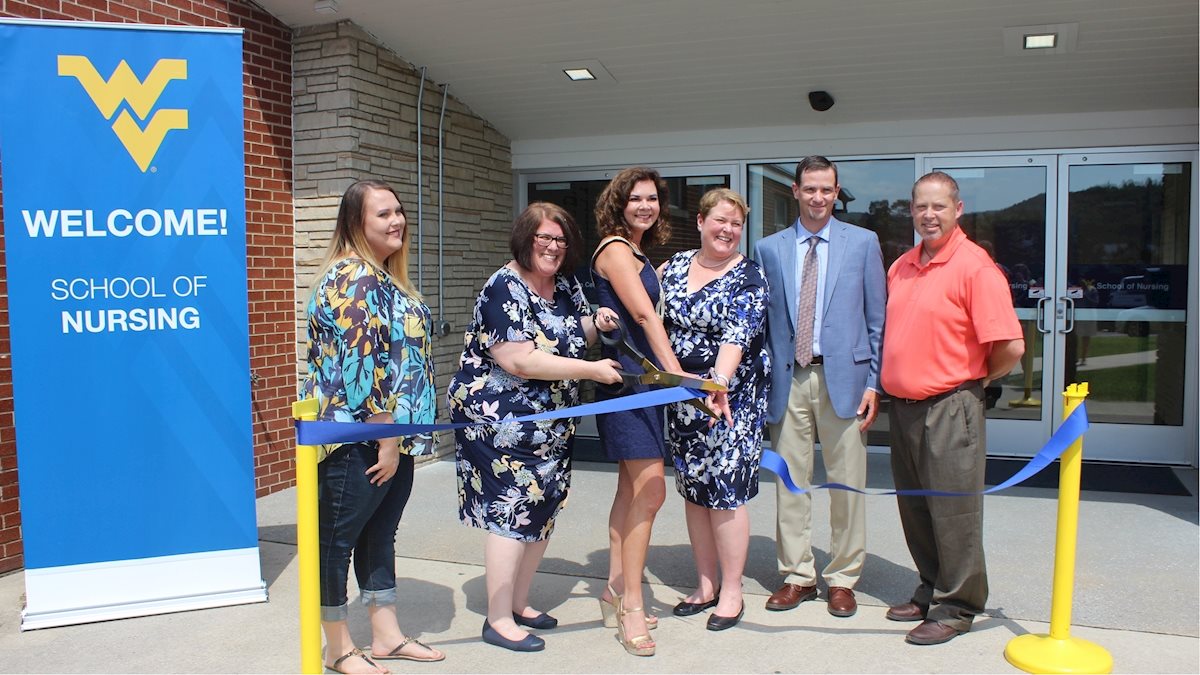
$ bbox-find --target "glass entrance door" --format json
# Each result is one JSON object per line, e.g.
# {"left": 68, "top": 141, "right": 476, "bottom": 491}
{"left": 519, "top": 164, "right": 740, "bottom": 449}
{"left": 924, "top": 156, "right": 1058, "bottom": 457}
{"left": 1056, "top": 151, "right": 1196, "bottom": 463}
{"left": 926, "top": 152, "right": 1198, "bottom": 464}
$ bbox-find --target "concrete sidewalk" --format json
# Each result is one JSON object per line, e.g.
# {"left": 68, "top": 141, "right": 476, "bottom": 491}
{"left": 0, "top": 455, "right": 1196, "bottom": 673}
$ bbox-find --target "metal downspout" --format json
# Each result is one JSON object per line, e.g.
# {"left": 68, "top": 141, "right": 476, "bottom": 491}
{"left": 415, "top": 66, "right": 426, "bottom": 295}
{"left": 436, "top": 84, "right": 451, "bottom": 337}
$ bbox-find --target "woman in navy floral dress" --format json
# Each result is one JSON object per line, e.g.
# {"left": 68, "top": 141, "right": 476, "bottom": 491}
{"left": 301, "top": 180, "right": 443, "bottom": 673}
{"left": 447, "top": 202, "right": 622, "bottom": 652}
{"left": 660, "top": 188, "right": 770, "bottom": 632}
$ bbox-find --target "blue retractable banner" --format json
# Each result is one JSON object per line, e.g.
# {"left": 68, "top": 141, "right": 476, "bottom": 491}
{"left": 0, "top": 20, "right": 264, "bottom": 629}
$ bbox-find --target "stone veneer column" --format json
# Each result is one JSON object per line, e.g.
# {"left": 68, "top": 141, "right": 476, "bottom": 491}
{"left": 292, "top": 21, "right": 514, "bottom": 457}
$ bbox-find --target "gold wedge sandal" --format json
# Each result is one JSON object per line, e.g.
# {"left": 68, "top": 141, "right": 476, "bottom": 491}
{"left": 600, "top": 583, "right": 657, "bottom": 629}
{"left": 615, "top": 597, "right": 656, "bottom": 657}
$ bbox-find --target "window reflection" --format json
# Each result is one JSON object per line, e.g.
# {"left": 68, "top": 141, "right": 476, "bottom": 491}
{"left": 945, "top": 166, "right": 1048, "bottom": 423}
{"left": 749, "top": 159, "right": 916, "bottom": 269}
{"left": 748, "top": 159, "right": 915, "bottom": 446}
{"left": 529, "top": 174, "right": 731, "bottom": 281}
{"left": 527, "top": 173, "right": 733, "bottom": 415}
{"left": 1066, "top": 163, "right": 1191, "bottom": 426}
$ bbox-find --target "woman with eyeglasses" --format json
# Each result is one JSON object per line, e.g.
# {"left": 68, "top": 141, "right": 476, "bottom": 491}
{"left": 589, "top": 166, "right": 682, "bottom": 657}
{"left": 447, "top": 202, "right": 623, "bottom": 653}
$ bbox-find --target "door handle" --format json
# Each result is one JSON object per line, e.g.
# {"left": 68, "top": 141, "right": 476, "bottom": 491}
{"left": 1060, "top": 296, "right": 1075, "bottom": 334}
{"left": 1035, "top": 297, "right": 1052, "bottom": 334}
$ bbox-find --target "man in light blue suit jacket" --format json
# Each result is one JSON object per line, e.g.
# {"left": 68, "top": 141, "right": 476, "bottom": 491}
{"left": 753, "top": 156, "right": 886, "bottom": 618}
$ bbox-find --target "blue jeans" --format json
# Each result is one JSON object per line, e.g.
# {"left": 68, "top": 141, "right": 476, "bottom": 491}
{"left": 318, "top": 441, "right": 415, "bottom": 621}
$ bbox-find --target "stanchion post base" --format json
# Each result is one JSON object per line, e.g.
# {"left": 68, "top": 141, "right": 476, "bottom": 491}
{"left": 1005, "top": 633, "right": 1113, "bottom": 674}
{"left": 1009, "top": 397, "right": 1042, "bottom": 408}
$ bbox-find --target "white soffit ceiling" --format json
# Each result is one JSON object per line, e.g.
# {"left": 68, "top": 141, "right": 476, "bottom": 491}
{"left": 253, "top": 0, "right": 1200, "bottom": 141}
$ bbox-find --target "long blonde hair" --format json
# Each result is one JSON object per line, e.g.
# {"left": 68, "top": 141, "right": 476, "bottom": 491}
{"left": 312, "top": 179, "right": 420, "bottom": 298}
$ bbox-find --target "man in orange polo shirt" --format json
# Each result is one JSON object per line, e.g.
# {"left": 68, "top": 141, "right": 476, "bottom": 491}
{"left": 881, "top": 171, "right": 1024, "bottom": 646}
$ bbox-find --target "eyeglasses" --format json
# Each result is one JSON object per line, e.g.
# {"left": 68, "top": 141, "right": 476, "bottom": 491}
{"left": 533, "top": 233, "right": 569, "bottom": 248}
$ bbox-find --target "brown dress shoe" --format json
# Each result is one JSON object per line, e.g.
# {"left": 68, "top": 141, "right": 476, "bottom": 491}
{"left": 905, "top": 619, "right": 964, "bottom": 645}
{"left": 765, "top": 583, "right": 817, "bottom": 611}
{"left": 885, "top": 601, "right": 928, "bottom": 622}
{"left": 826, "top": 587, "right": 857, "bottom": 617}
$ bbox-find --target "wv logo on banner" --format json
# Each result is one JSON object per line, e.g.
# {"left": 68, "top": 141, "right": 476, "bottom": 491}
{"left": 58, "top": 55, "right": 189, "bottom": 172}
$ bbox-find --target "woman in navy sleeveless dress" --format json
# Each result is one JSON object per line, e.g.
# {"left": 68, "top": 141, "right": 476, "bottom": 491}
{"left": 591, "top": 167, "right": 686, "bottom": 656}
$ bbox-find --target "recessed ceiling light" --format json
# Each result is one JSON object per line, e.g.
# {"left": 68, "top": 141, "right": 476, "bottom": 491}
{"left": 545, "top": 59, "right": 616, "bottom": 85}
{"left": 1023, "top": 33, "right": 1057, "bottom": 49}
{"left": 1003, "top": 23, "right": 1077, "bottom": 55}
{"left": 563, "top": 68, "right": 596, "bottom": 81}
{"left": 314, "top": 0, "right": 339, "bottom": 14}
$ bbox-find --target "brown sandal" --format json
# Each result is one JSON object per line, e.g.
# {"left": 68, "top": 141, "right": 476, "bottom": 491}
{"left": 373, "top": 636, "right": 445, "bottom": 662}
{"left": 327, "top": 648, "right": 385, "bottom": 674}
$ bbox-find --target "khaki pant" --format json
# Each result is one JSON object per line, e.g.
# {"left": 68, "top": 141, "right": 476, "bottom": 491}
{"left": 769, "top": 363, "right": 867, "bottom": 589}
{"left": 889, "top": 385, "right": 988, "bottom": 632}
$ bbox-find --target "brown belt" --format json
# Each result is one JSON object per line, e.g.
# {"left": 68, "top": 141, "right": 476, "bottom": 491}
{"left": 896, "top": 379, "right": 982, "bottom": 405}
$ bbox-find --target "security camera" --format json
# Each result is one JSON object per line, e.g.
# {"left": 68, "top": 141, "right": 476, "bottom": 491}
{"left": 808, "top": 90, "right": 834, "bottom": 112}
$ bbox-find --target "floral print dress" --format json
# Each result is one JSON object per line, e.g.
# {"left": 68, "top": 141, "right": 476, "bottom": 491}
{"left": 447, "top": 266, "right": 592, "bottom": 541}
{"left": 301, "top": 257, "right": 436, "bottom": 460}
{"left": 661, "top": 251, "right": 771, "bottom": 509}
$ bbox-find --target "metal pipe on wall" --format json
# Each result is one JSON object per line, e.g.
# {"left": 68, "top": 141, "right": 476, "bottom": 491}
{"left": 415, "top": 66, "right": 426, "bottom": 295}
{"left": 435, "top": 83, "right": 451, "bottom": 337}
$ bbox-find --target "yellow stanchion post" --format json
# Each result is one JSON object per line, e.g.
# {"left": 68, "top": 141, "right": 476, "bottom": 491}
{"left": 1005, "top": 383, "right": 1112, "bottom": 674}
{"left": 293, "top": 399, "right": 323, "bottom": 675}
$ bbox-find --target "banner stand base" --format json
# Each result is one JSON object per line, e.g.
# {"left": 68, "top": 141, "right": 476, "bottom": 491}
{"left": 21, "top": 547, "right": 266, "bottom": 631}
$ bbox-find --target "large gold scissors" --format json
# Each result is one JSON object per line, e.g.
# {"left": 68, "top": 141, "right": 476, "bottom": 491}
{"left": 598, "top": 319, "right": 726, "bottom": 418}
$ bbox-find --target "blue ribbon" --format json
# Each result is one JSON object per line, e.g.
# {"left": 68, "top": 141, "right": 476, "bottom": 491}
{"left": 295, "top": 385, "right": 705, "bottom": 446}
{"left": 761, "top": 403, "right": 1089, "bottom": 496}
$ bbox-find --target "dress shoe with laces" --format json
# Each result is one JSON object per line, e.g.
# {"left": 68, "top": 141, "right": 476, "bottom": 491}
{"left": 826, "top": 587, "right": 857, "bottom": 617}
{"left": 673, "top": 592, "right": 719, "bottom": 617}
{"left": 481, "top": 619, "right": 546, "bottom": 652}
{"left": 705, "top": 603, "right": 744, "bottom": 631}
{"left": 765, "top": 583, "right": 817, "bottom": 611}
{"left": 886, "top": 601, "right": 928, "bottom": 622}
{"left": 905, "top": 619, "right": 965, "bottom": 645}
{"left": 513, "top": 611, "right": 558, "bottom": 629}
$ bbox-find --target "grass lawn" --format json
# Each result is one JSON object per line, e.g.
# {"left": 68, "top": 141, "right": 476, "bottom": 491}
{"left": 1072, "top": 363, "right": 1155, "bottom": 402}
{"left": 1081, "top": 333, "right": 1156, "bottom": 359}
{"left": 1001, "top": 361, "right": 1154, "bottom": 403}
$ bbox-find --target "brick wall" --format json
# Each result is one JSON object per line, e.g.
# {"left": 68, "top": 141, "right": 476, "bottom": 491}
{"left": 0, "top": 0, "right": 295, "bottom": 573}
{"left": 292, "top": 21, "right": 513, "bottom": 456}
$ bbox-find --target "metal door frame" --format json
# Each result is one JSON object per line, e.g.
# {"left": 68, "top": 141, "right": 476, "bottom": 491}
{"left": 1054, "top": 150, "right": 1198, "bottom": 464}
{"left": 922, "top": 154, "right": 1060, "bottom": 456}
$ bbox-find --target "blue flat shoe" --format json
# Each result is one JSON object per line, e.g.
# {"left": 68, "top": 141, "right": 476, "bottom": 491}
{"left": 482, "top": 619, "right": 546, "bottom": 652}
{"left": 513, "top": 611, "right": 558, "bottom": 629}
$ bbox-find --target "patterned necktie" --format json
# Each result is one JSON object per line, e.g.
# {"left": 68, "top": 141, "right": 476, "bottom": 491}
{"left": 795, "top": 236, "right": 819, "bottom": 367}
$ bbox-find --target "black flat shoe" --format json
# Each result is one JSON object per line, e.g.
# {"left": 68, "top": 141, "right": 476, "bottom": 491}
{"left": 513, "top": 611, "right": 558, "bottom": 629}
{"left": 672, "top": 586, "right": 715, "bottom": 619}
{"left": 706, "top": 603, "right": 745, "bottom": 631}
{"left": 673, "top": 591, "right": 720, "bottom": 617}
{"left": 481, "top": 619, "right": 546, "bottom": 652}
